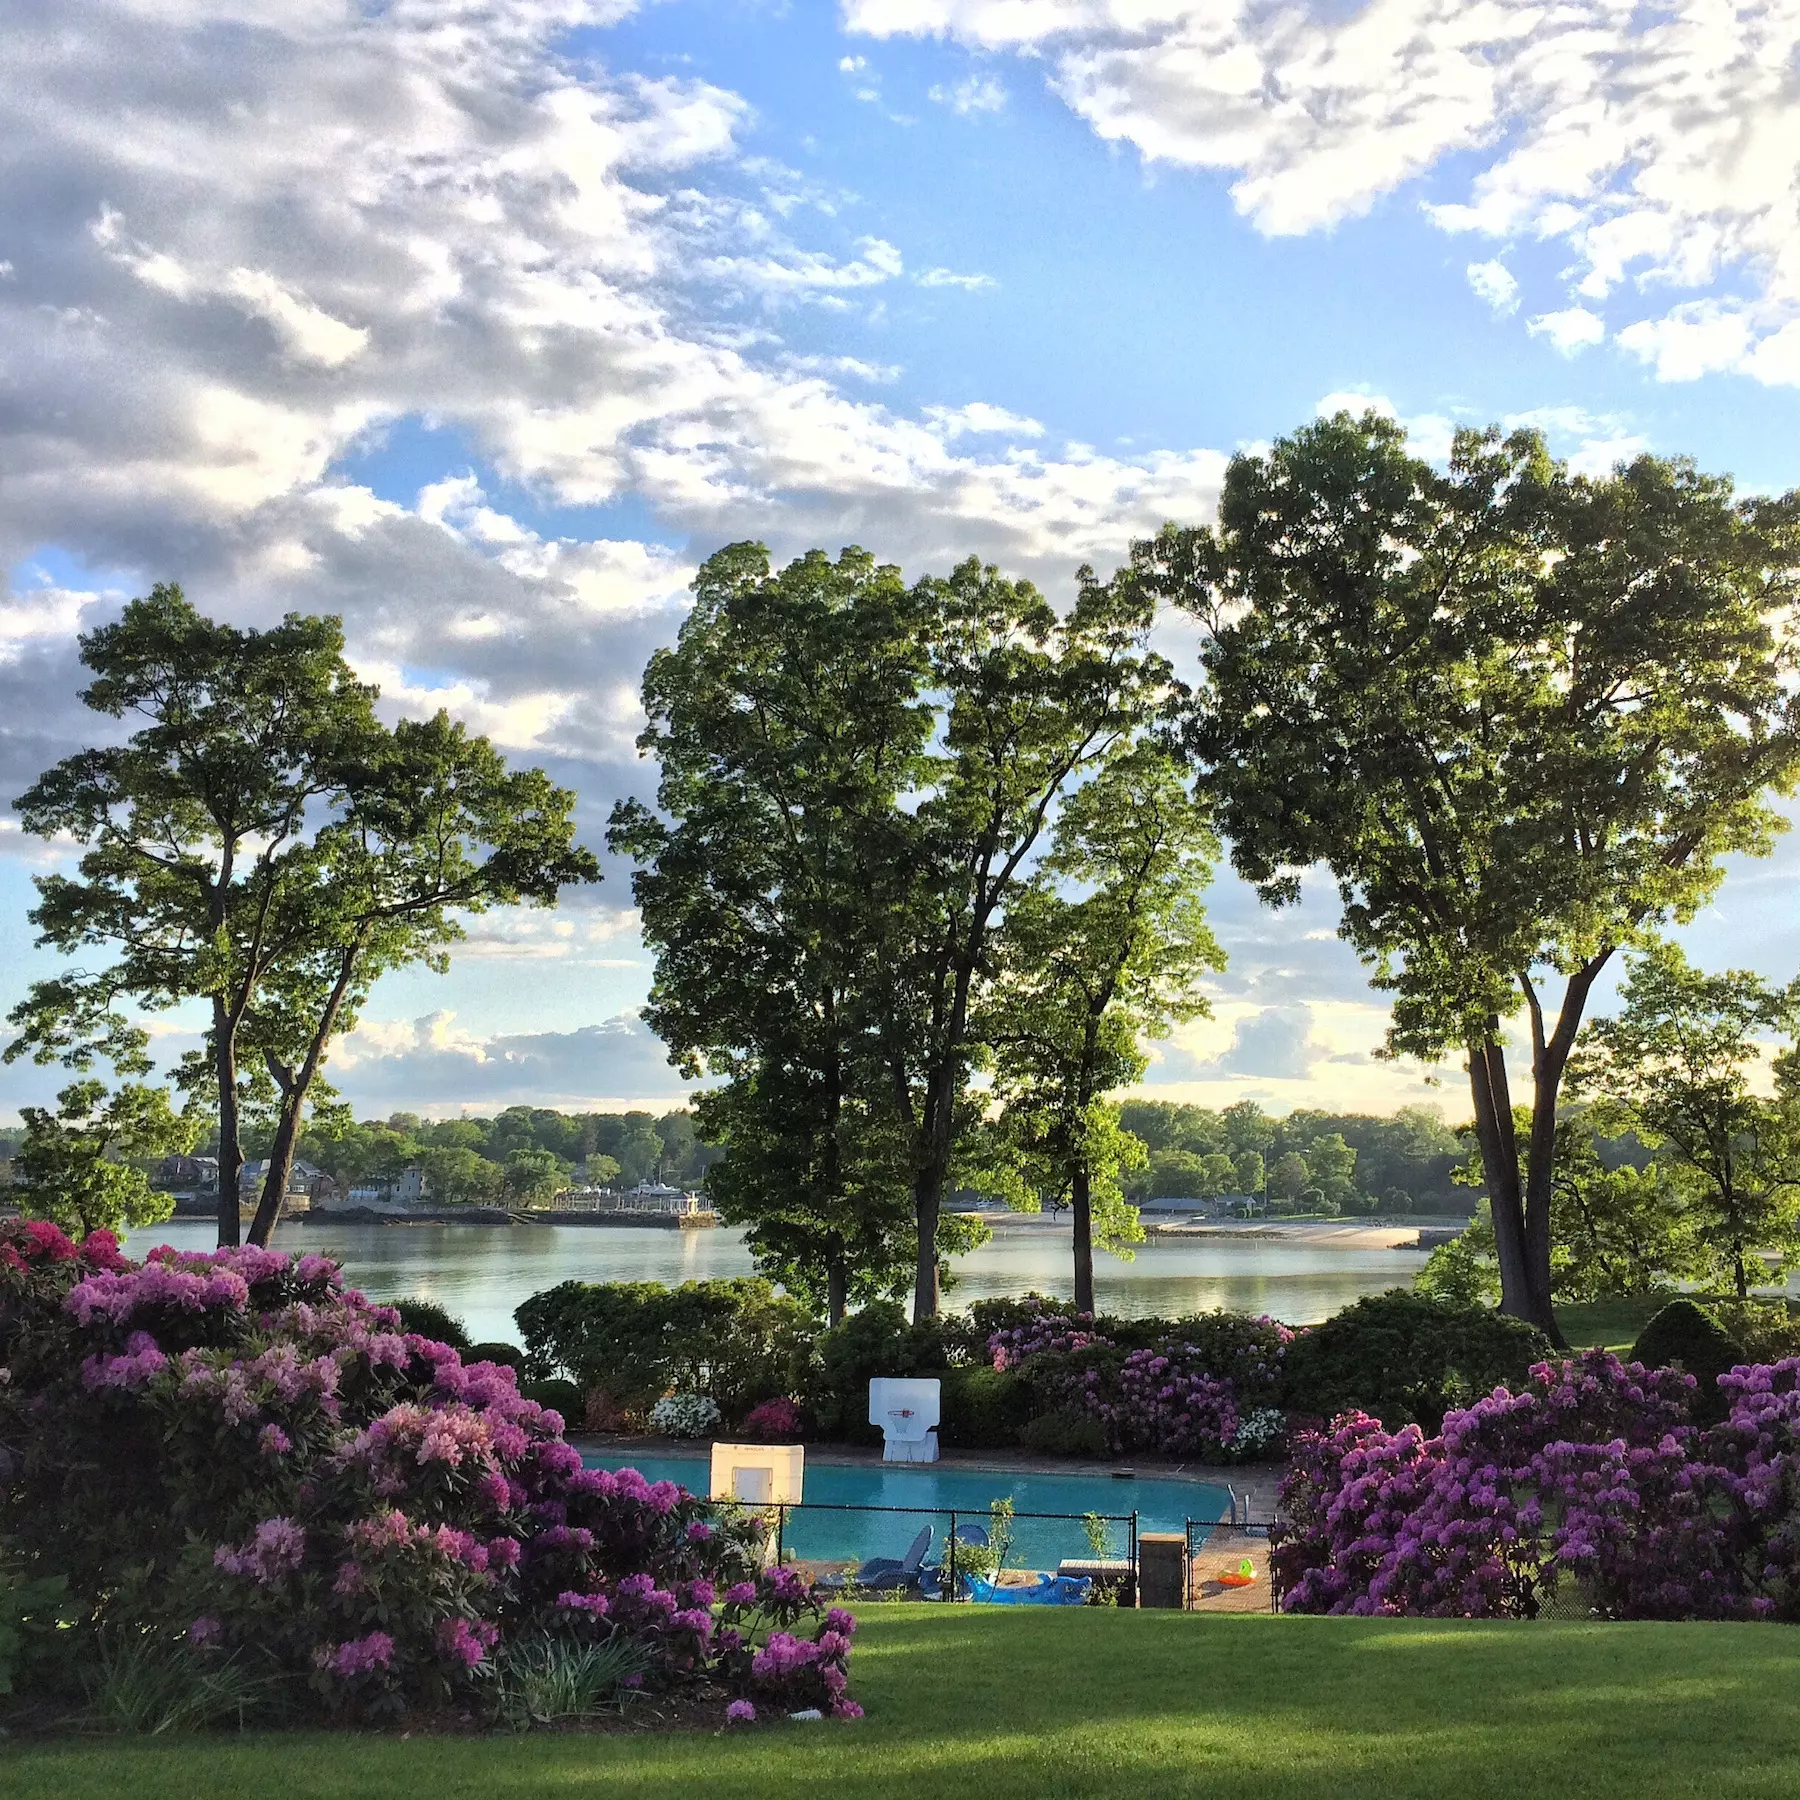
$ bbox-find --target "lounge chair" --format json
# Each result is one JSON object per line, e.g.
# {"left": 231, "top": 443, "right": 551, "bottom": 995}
{"left": 817, "top": 1525, "right": 934, "bottom": 1593}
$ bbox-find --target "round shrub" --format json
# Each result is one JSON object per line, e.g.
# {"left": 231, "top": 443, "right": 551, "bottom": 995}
{"left": 519, "top": 1377, "right": 583, "bottom": 1418}
{"left": 649, "top": 1393, "right": 721, "bottom": 1439}
{"left": 1631, "top": 1299, "right": 1745, "bottom": 1422}
{"left": 0, "top": 1220, "right": 858, "bottom": 1724}
{"left": 938, "top": 1366, "right": 1031, "bottom": 1449}
{"left": 389, "top": 1297, "right": 470, "bottom": 1349}
{"left": 1280, "top": 1289, "right": 1549, "bottom": 1433}
{"left": 465, "top": 1341, "right": 525, "bottom": 1371}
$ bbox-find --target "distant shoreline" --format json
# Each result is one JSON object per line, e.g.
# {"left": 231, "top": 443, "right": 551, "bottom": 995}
{"left": 964, "top": 1212, "right": 1467, "bottom": 1251}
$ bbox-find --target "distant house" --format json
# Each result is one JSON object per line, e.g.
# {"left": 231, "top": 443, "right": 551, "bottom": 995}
{"left": 239, "top": 1159, "right": 341, "bottom": 1212}
{"left": 154, "top": 1153, "right": 220, "bottom": 1195}
{"left": 344, "top": 1165, "right": 426, "bottom": 1208}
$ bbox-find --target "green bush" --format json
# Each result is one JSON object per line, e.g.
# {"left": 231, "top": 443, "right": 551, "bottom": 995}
{"left": 938, "top": 1365, "right": 1031, "bottom": 1448}
{"left": 1630, "top": 1299, "right": 1745, "bottom": 1421}
{"left": 1280, "top": 1289, "right": 1550, "bottom": 1433}
{"left": 1019, "top": 1409, "right": 1109, "bottom": 1458}
{"left": 391, "top": 1296, "right": 470, "bottom": 1348}
{"left": 1697, "top": 1298, "right": 1800, "bottom": 1365}
{"left": 466, "top": 1340, "right": 525, "bottom": 1370}
{"left": 519, "top": 1377, "right": 584, "bottom": 1420}
{"left": 514, "top": 1278, "right": 812, "bottom": 1421}
{"left": 809, "top": 1301, "right": 949, "bottom": 1439}
{"left": 1, "top": 1550, "right": 78, "bottom": 1699}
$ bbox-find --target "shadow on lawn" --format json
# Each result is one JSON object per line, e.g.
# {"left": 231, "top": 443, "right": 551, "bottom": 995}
{"left": 7, "top": 1614, "right": 1800, "bottom": 1800}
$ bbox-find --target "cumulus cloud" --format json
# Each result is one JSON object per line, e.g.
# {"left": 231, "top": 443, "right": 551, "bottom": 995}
{"left": 847, "top": 0, "right": 1800, "bottom": 385}
{"left": 1529, "top": 307, "right": 1607, "bottom": 355}
{"left": 924, "top": 402, "right": 1044, "bottom": 438}
{"left": 1466, "top": 259, "right": 1520, "bottom": 316}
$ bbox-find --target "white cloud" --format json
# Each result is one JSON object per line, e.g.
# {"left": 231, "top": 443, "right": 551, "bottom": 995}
{"left": 916, "top": 266, "right": 998, "bottom": 289}
{"left": 929, "top": 74, "right": 1008, "bottom": 114}
{"left": 924, "top": 401, "right": 1044, "bottom": 438}
{"left": 848, "top": 0, "right": 1800, "bottom": 384}
{"left": 1528, "top": 307, "right": 1607, "bottom": 355}
{"left": 1616, "top": 301, "right": 1757, "bottom": 381}
{"left": 1466, "top": 259, "right": 1519, "bottom": 316}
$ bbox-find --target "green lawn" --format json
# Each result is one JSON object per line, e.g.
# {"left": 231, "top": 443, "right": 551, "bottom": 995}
{"left": 8, "top": 1606, "right": 1800, "bottom": 1800}
{"left": 1555, "top": 1295, "right": 1668, "bottom": 1350}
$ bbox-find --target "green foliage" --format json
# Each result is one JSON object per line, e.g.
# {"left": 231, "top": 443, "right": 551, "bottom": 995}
{"left": 5, "top": 585, "right": 601, "bottom": 1249}
{"left": 1630, "top": 1299, "right": 1745, "bottom": 1419}
{"left": 978, "top": 740, "right": 1222, "bottom": 1310}
{"left": 1150, "top": 412, "right": 1800, "bottom": 1327}
{"left": 495, "top": 1636, "right": 649, "bottom": 1731}
{"left": 85, "top": 1633, "right": 270, "bottom": 1734}
{"left": 12, "top": 1079, "right": 193, "bottom": 1235}
{"left": 938, "top": 1366, "right": 1032, "bottom": 1449}
{"left": 514, "top": 1278, "right": 811, "bottom": 1423}
{"left": 465, "top": 1341, "right": 525, "bottom": 1370}
{"left": 1414, "top": 1209, "right": 1502, "bottom": 1307}
{"left": 810, "top": 1301, "right": 950, "bottom": 1438}
{"left": 1571, "top": 942, "right": 1800, "bottom": 1298}
{"left": 518, "top": 1378, "right": 584, "bottom": 1419}
{"left": 501, "top": 1148, "right": 570, "bottom": 1206}
{"left": 0, "top": 1553, "right": 79, "bottom": 1699}
{"left": 951, "top": 1499, "right": 1016, "bottom": 1585}
{"left": 1018, "top": 1410, "right": 1110, "bottom": 1458}
{"left": 1281, "top": 1290, "right": 1550, "bottom": 1433}
{"left": 390, "top": 1297, "right": 470, "bottom": 1348}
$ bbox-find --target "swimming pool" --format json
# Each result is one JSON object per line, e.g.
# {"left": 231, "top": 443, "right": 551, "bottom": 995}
{"left": 585, "top": 1450, "right": 1231, "bottom": 1571}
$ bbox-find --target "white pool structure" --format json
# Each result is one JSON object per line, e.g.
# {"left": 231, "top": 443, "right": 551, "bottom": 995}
{"left": 586, "top": 1449, "right": 1231, "bottom": 1570}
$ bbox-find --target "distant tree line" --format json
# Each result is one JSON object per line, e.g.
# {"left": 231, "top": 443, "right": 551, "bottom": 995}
{"left": 1115, "top": 1099, "right": 1468, "bottom": 1215}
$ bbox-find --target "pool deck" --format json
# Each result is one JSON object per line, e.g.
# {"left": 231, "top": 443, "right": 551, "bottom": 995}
{"left": 570, "top": 1433, "right": 1287, "bottom": 1522}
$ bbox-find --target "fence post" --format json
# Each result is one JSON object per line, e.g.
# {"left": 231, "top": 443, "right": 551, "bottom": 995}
{"left": 1130, "top": 1510, "right": 1139, "bottom": 1609}
{"left": 776, "top": 1503, "right": 785, "bottom": 1569}
{"left": 948, "top": 1509, "right": 958, "bottom": 1602}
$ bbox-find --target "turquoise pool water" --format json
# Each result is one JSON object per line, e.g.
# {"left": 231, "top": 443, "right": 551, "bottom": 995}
{"left": 586, "top": 1451, "right": 1230, "bottom": 1571}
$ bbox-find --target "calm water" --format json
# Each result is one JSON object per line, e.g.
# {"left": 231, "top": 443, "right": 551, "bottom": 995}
{"left": 586, "top": 1450, "right": 1229, "bottom": 1571}
{"left": 127, "top": 1215, "right": 1428, "bottom": 1343}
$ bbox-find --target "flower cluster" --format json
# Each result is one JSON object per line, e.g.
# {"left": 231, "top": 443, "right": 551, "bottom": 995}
{"left": 984, "top": 1302, "right": 1293, "bottom": 1460}
{"left": 650, "top": 1392, "right": 722, "bottom": 1439}
{"left": 741, "top": 1397, "right": 804, "bottom": 1441}
{"left": 1275, "top": 1348, "right": 1800, "bottom": 1621}
{"left": 0, "top": 1220, "right": 859, "bottom": 1724}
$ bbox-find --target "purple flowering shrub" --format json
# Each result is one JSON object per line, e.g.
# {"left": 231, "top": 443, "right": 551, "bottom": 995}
{"left": 0, "top": 1221, "right": 858, "bottom": 1723}
{"left": 1274, "top": 1348, "right": 1800, "bottom": 1621}
{"left": 989, "top": 1299, "right": 1293, "bottom": 1461}
{"left": 741, "top": 1397, "right": 804, "bottom": 1441}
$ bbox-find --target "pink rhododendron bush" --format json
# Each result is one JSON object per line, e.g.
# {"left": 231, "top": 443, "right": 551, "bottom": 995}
{"left": 0, "top": 1221, "right": 857, "bottom": 1724}
{"left": 1274, "top": 1348, "right": 1800, "bottom": 1620}
{"left": 988, "top": 1298, "right": 1293, "bottom": 1460}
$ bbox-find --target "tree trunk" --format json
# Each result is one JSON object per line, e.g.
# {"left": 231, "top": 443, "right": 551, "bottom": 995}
{"left": 912, "top": 1164, "right": 942, "bottom": 1323}
{"left": 1071, "top": 1167, "right": 1095, "bottom": 1317}
{"left": 1468, "top": 1033, "right": 1529, "bottom": 1319}
{"left": 213, "top": 998, "right": 242, "bottom": 1249}
{"left": 1523, "top": 1058, "right": 1572, "bottom": 1346}
{"left": 249, "top": 950, "right": 359, "bottom": 1246}
{"left": 827, "top": 1258, "right": 848, "bottom": 1329}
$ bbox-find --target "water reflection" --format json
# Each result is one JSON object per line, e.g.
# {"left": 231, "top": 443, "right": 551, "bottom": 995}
{"left": 131, "top": 1217, "right": 1430, "bottom": 1342}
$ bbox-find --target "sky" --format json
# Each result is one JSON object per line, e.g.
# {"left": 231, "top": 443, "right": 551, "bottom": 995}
{"left": 2, "top": 0, "right": 1799, "bottom": 1126}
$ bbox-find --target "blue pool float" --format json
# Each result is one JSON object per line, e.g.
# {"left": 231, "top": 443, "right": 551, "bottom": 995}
{"left": 964, "top": 1572, "right": 1093, "bottom": 1606}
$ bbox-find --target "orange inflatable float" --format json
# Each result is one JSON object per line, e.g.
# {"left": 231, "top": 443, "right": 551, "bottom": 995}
{"left": 1216, "top": 1558, "right": 1257, "bottom": 1589}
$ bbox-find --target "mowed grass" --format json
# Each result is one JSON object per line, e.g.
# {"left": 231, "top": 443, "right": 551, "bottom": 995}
{"left": 8, "top": 1606, "right": 1800, "bottom": 1800}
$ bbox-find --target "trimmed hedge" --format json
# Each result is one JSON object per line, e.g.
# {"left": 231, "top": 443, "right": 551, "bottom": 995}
{"left": 1631, "top": 1299, "right": 1745, "bottom": 1422}
{"left": 390, "top": 1296, "right": 469, "bottom": 1348}
{"left": 938, "top": 1365, "right": 1032, "bottom": 1449}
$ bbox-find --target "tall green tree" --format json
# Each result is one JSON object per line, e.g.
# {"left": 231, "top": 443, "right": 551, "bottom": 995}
{"left": 1148, "top": 412, "right": 1800, "bottom": 1335}
{"left": 873, "top": 560, "right": 1170, "bottom": 1318}
{"left": 8, "top": 587, "right": 599, "bottom": 1246}
{"left": 1570, "top": 942, "right": 1800, "bottom": 1298}
{"left": 6, "top": 585, "right": 378, "bottom": 1244}
{"left": 611, "top": 544, "right": 938, "bottom": 1321}
{"left": 980, "top": 742, "right": 1223, "bottom": 1312}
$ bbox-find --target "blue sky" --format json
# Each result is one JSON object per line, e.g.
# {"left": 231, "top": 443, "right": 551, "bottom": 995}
{"left": 3, "top": 0, "right": 1798, "bottom": 1123}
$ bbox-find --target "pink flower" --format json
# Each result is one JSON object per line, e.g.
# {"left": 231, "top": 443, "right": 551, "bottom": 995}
{"left": 259, "top": 1423, "right": 293, "bottom": 1457}
{"left": 189, "top": 1616, "right": 224, "bottom": 1649}
{"left": 726, "top": 1699, "right": 757, "bottom": 1725}
{"left": 835, "top": 1699, "right": 864, "bottom": 1720}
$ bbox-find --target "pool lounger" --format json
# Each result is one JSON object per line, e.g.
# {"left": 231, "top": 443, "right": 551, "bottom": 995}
{"left": 817, "top": 1524, "right": 934, "bottom": 1593}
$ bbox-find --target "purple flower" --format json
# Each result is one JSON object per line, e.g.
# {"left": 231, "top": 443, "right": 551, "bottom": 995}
{"left": 189, "top": 1616, "right": 224, "bottom": 1649}
{"left": 726, "top": 1699, "right": 757, "bottom": 1724}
